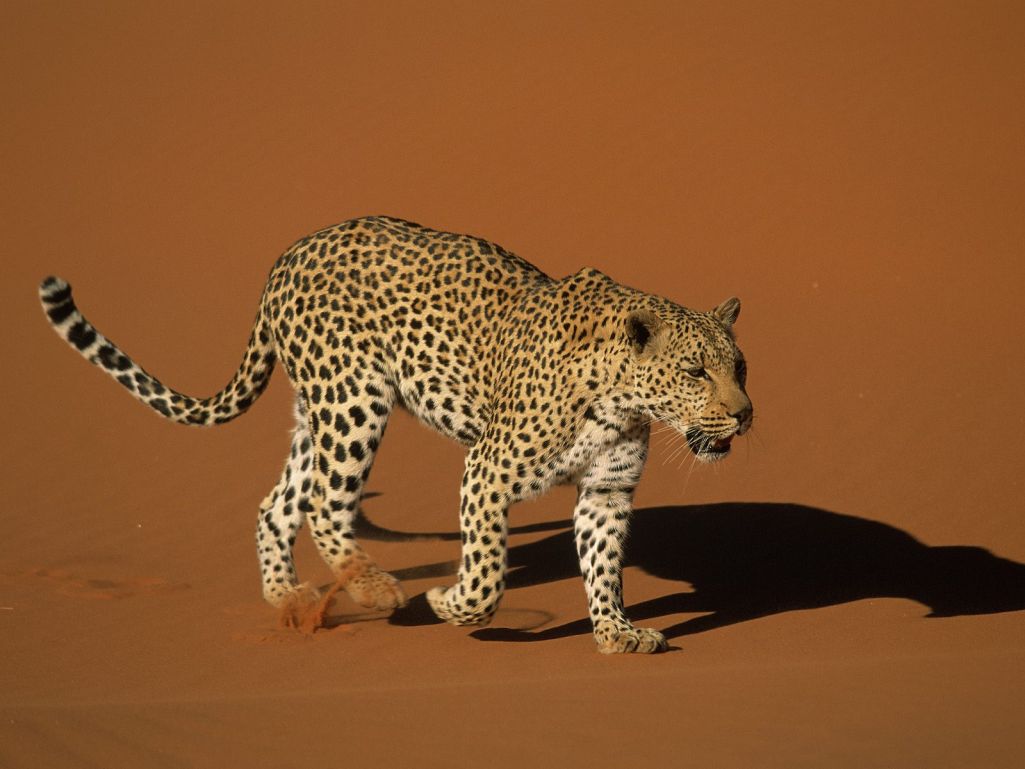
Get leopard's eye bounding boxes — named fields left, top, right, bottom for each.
left=735, top=358, right=747, bottom=385
left=685, top=367, right=708, bottom=380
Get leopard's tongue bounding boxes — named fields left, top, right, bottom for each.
left=712, top=436, right=733, bottom=451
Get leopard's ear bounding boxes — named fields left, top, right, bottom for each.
left=712, top=297, right=741, bottom=327
left=626, top=309, right=663, bottom=357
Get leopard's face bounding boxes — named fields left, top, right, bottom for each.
left=627, top=297, right=752, bottom=463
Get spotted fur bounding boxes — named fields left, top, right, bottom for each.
left=39, top=216, right=752, bottom=654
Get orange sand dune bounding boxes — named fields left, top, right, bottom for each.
left=3, top=2, right=1025, bottom=767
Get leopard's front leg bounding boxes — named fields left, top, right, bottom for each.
left=427, top=449, right=509, bottom=626
left=574, top=424, right=667, bottom=654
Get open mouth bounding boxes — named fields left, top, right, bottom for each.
left=685, top=427, right=734, bottom=460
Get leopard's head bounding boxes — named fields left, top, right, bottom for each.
left=627, top=296, right=752, bottom=463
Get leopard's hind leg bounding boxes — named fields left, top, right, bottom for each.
left=300, top=375, right=407, bottom=612
left=257, top=397, right=317, bottom=609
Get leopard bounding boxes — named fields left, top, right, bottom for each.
left=38, top=215, right=752, bottom=654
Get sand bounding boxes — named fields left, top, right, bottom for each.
left=3, top=1, right=1025, bottom=766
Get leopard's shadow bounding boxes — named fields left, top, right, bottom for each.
left=372, top=502, right=1025, bottom=642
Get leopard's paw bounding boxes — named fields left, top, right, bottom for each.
left=426, top=585, right=495, bottom=627
left=594, top=620, right=667, bottom=654
left=344, top=564, right=407, bottom=611
left=276, top=582, right=326, bottom=633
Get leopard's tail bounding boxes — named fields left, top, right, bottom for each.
left=38, top=276, right=276, bottom=426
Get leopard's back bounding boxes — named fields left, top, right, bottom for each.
left=263, top=216, right=551, bottom=444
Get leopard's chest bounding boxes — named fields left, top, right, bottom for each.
left=547, top=399, right=640, bottom=486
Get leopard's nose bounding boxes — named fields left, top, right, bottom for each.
left=730, top=403, right=753, bottom=435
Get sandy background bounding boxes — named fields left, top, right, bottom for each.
left=3, top=1, right=1025, bottom=766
